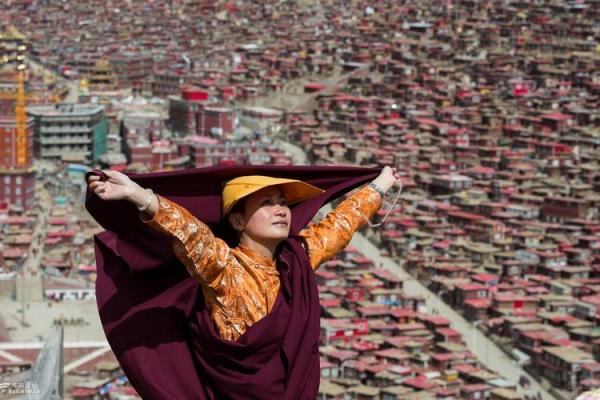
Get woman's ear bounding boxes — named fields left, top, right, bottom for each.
left=228, top=212, right=245, bottom=232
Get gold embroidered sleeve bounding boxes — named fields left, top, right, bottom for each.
left=140, top=195, right=234, bottom=294
left=298, top=185, right=383, bottom=270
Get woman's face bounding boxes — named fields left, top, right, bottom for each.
left=229, top=186, right=291, bottom=244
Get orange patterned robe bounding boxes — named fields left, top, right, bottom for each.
left=141, top=185, right=382, bottom=341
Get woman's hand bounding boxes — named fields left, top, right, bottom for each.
left=87, top=170, right=139, bottom=202
left=372, top=166, right=402, bottom=193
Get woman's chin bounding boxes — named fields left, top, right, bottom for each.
left=269, top=234, right=290, bottom=243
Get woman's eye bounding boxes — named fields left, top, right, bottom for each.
left=262, top=198, right=287, bottom=206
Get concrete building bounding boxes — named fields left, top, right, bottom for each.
left=28, top=104, right=108, bottom=164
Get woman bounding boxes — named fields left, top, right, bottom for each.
left=86, top=165, right=400, bottom=399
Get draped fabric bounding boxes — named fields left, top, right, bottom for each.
left=85, top=164, right=381, bottom=399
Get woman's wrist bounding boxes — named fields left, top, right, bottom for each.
left=128, top=184, right=150, bottom=208
left=368, top=182, right=386, bottom=198
left=371, top=177, right=393, bottom=193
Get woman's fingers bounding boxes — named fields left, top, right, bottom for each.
left=394, top=178, right=403, bottom=191
left=89, top=181, right=109, bottom=192
left=91, top=181, right=112, bottom=198
left=88, top=181, right=101, bottom=190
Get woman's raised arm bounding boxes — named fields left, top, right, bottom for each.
left=298, top=166, right=401, bottom=270
left=87, top=170, right=159, bottom=216
left=87, top=170, right=234, bottom=294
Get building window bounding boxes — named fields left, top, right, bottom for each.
left=16, top=176, right=21, bottom=184
left=3, top=176, right=9, bottom=184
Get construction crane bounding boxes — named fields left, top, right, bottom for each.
left=15, top=53, right=27, bottom=167
left=0, top=44, right=60, bottom=168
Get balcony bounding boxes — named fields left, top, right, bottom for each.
left=41, top=148, right=91, bottom=157
left=40, top=126, right=90, bottom=134
left=40, top=136, right=90, bottom=145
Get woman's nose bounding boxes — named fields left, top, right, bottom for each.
left=274, top=206, right=287, bottom=216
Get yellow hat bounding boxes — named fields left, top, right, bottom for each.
left=222, top=175, right=325, bottom=216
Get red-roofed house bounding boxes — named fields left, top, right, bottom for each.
left=343, top=359, right=371, bottom=380
left=320, top=358, right=340, bottom=379
left=371, top=269, right=403, bottom=289
left=460, top=384, right=492, bottom=400
left=314, top=270, right=342, bottom=287
left=576, top=294, right=600, bottom=321
left=491, top=294, right=537, bottom=316
left=516, top=330, right=552, bottom=363
left=431, top=352, right=456, bottom=371
left=539, top=346, right=594, bottom=391
left=422, top=315, right=451, bottom=331
left=374, top=348, right=411, bottom=366
left=540, top=112, right=573, bottom=134
left=464, top=298, right=492, bottom=322
left=471, top=273, right=500, bottom=287
left=357, top=305, right=390, bottom=320
left=403, top=376, right=436, bottom=391
left=435, top=327, right=462, bottom=344
left=322, top=348, right=358, bottom=366
left=542, top=196, right=591, bottom=224
left=454, top=283, right=489, bottom=307
left=389, top=308, right=416, bottom=324
left=351, top=340, right=380, bottom=356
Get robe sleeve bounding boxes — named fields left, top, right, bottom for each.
left=298, top=184, right=383, bottom=270
left=140, top=195, right=235, bottom=294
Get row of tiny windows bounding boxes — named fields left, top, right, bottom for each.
left=3, top=176, right=23, bottom=184
left=4, top=186, right=33, bottom=195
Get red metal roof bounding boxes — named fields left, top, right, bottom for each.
left=426, top=315, right=451, bottom=326
left=464, top=298, right=491, bottom=309
left=456, top=283, right=487, bottom=292
left=542, top=112, right=573, bottom=121
left=436, top=327, right=461, bottom=337
left=403, top=377, right=436, bottom=390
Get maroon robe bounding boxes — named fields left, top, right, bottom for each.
left=85, top=164, right=381, bottom=399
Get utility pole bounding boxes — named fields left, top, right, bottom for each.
left=20, top=254, right=27, bottom=326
